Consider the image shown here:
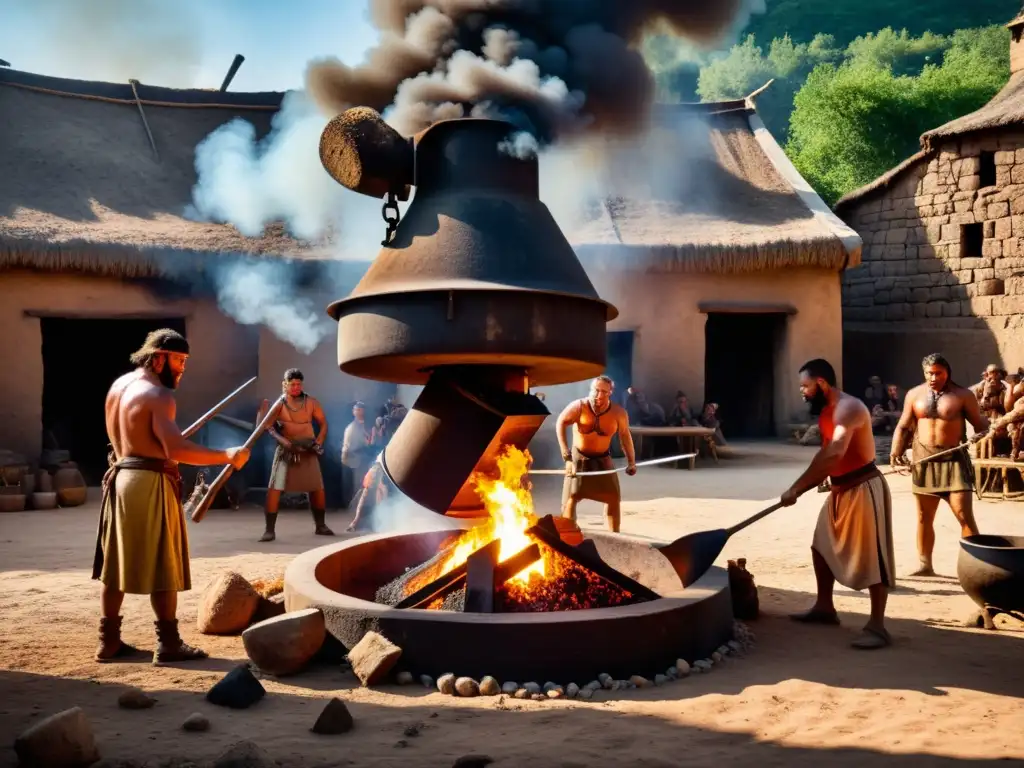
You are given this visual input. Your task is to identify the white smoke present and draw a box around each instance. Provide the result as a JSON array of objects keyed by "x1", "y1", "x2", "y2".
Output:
[{"x1": 358, "y1": 487, "x2": 465, "y2": 535}]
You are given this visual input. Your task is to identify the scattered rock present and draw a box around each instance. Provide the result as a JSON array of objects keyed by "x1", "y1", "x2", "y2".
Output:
[
  {"x1": 566, "y1": 683, "x2": 580, "y2": 699},
  {"x1": 211, "y1": 739, "x2": 278, "y2": 768},
  {"x1": 479, "y1": 676, "x2": 500, "y2": 696},
  {"x1": 437, "y1": 673, "x2": 456, "y2": 695},
  {"x1": 675, "y1": 659, "x2": 691, "y2": 677},
  {"x1": 543, "y1": 681, "x2": 559, "y2": 693},
  {"x1": 654, "y1": 674, "x2": 668, "y2": 686},
  {"x1": 182, "y1": 713, "x2": 210, "y2": 732},
  {"x1": 310, "y1": 698, "x2": 354, "y2": 735},
  {"x1": 396, "y1": 671, "x2": 414, "y2": 685},
  {"x1": 403, "y1": 724, "x2": 420, "y2": 737},
  {"x1": 728, "y1": 640, "x2": 743, "y2": 654},
  {"x1": 452, "y1": 755, "x2": 493, "y2": 768},
  {"x1": 579, "y1": 688, "x2": 594, "y2": 701},
  {"x1": 693, "y1": 660, "x2": 712, "y2": 672},
  {"x1": 522, "y1": 681, "x2": 541, "y2": 694},
  {"x1": 717, "y1": 645, "x2": 730, "y2": 656},
  {"x1": 394, "y1": 740, "x2": 408, "y2": 749},
  {"x1": 455, "y1": 677, "x2": 480, "y2": 697},
  {"x1": 666, "y1": 666, "x2": 678, "y2": 679},
  {"x1": 420, "y1": 674, "x2": 434, "y2": 689},
  {"x1": 546, "y1": 688, "x2": 563, "y2": 699},
  {"x1": 585, "y1": 680, "x2": 601, "y2": 691},
  {"x1": 13, "y1": 707, "x2": 100, "y2": 768},
  {"x1": 250, "y1": 593, "x2": 286, "y2": 625},
  {"x1": 530, "y1": 693, "x2": 546, "y2": 701},
  {"x1": 242, "y1": 608, "x2": 326, "y2": 677},
  {"x1": 206, "y1": 664, "x2": 266, "y2": 709},
  {"x1": 513, "y1": 689, "x2": 530, "y2": 699},
  {"x1": 629, "y1": 675, "x2": 650, "y2": 688},
  {"x1": 609, "y1": 681, "x2": 622, "y2": 691},
  {"x1": 348, "y1": 631, "x2": 403, "y2": 687},
  {"x1": 598, "y1": 673, "x2": 612, "y2": 689},
  {"x1": 500, "y1": 681, "x2": 518, "y2": 695},
  {"x1": 712, "y1": 652, "x2": 723, "y2": 663},
  {"x1": 118, "y1": 687, "x2": 156, "y2": 710},
  {"x1": 197, "y1": 571, "x2": 261, "y2": 635}
]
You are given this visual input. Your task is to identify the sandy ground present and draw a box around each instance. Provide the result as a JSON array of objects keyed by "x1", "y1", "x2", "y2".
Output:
[{"x1": 1, "y1": 442, "x2": 1023, "y2": 767}]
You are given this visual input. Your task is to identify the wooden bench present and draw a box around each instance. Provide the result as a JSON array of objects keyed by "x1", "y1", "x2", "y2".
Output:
[
  {"x1": 970, "y1": 457, "x2": 1024, "y2": 501},
  {"x1": 629, "y1": 426, "x2": 718, "y2": 470}
]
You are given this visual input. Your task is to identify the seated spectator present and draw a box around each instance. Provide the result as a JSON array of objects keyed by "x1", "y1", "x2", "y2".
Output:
[
  {"x1": 626, "y1": 388, "x2": 666, "y2": 427},
  {"x1": 871, "y1": 383, "x2": 902, "y2": 434},
  {"x1": 668, "y1": 391, "x2": 699, "y2": 427},
  {"x1": 863, "y1": 375, "x2": 885, "y2": 410},
  {"x1": 699, "y1": 401, "x2": 726, "y2": 446}
]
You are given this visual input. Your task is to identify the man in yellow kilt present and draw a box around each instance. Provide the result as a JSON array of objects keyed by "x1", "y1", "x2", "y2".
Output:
[{"x1": 93, "y1": 329, "x2": 250, "y2": 664}]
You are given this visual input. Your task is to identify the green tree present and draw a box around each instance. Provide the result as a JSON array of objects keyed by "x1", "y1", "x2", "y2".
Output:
[{"x1": 785, "y1": 24, "x2": 1010, "y2": 205}]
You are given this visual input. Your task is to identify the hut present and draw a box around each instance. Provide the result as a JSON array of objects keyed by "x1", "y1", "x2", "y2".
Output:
[
  {"x1": 833, "y1": 11, "x2": 1024, "y2": 389},
  {"x1": 539, "y1": 94, "x2": 861, "y2": 440},
  {"x1": 0, "y1": 67, "x2": 382, "y2": 500}
]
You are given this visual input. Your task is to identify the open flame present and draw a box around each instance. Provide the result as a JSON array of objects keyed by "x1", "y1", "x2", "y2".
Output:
[{"x1": 437, "y1": 444, "x2": 544, "y2": 585}]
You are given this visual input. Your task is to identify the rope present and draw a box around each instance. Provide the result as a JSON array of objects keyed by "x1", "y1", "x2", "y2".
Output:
[{"x1": 0, "y1": 80, "x2": 279, "y2": 111}]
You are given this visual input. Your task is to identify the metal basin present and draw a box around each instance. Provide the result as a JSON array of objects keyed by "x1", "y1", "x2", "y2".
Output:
[{"x1": 956, "y1": 534, "x2": 1024, "y2": 629}]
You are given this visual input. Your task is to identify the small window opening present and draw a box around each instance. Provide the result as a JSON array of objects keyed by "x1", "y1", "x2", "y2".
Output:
[
  {"x1": 979, "y1": 151, "x2": 997, "y2": 188},
  {"x1": 960, "y1": 223, "x2": 983, "y2": 258}
]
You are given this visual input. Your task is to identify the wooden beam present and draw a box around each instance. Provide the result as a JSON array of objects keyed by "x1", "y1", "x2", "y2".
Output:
[
  {"x1": 464, "y1": 539, "x2": 500, "y2": 613},
  {"x1": 698, "y1": 301, "x2": 797, "y2": 315},
  {"x1": 23, "y1": 310, "x2": 190, "y2": 320}
]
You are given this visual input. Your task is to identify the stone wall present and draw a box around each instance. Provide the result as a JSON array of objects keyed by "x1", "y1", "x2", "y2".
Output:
[{"x1": 840, "y1": 132, "x2": 1024, "y2": 329}]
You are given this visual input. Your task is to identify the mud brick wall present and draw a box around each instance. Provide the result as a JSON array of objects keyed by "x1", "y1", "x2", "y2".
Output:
[{"x1": 840, "y1": 134, "x2": 1024, "y2": 330}]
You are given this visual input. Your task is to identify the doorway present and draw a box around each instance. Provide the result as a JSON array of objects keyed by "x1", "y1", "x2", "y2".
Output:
[
  {"x1": 704, "y1": 313, "x2": 785, "y2": 438},
  {"x1": 605, "y1": 331, "x2": 634, "y2": 408},
  {"x1": 40, "y1": 316, "x2": 187, "y2": 484}
]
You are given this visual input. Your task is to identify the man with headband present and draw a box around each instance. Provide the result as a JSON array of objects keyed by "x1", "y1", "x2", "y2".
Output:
[
  {"x1": 256, "y1": 368, "x2": 332, "y2": 542},
  {"x1": 556, "y1": 375, "x2": 637, "y2": 532},
  {"x1": 93, "y1": 329, "x2": 251, "y2": 664}
]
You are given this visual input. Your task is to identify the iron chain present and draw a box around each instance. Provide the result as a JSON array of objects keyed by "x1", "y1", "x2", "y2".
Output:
[{"x1": 381, "y1": 191, "x2": 401, "y2": 246}]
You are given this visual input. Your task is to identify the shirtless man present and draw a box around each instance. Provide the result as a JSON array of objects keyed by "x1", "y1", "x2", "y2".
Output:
[
  {"x1": 257, "y1": 369, "x2": 331, "y2": 542},
  {"x1": 556, "y1": 376, "x2": 637, "y2": 532},
  {"x1": 93, "y1": 329, "x2": 250, "y2": 664},
  {"x1": 991, "y1": 371, "x2": 1024, "y2": 461},
  {"x1": 781, "y1": 359, "x2": 895, "y2": 649},
  {"x1": 890, "y1": 353, "x2": 989, "y2": 577}
]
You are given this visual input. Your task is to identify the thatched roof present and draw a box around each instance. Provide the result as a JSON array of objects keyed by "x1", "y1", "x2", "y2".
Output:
[
  {"x1": 833, "y1": 149, "x2": 935, "y2": 213},
  {"x1": 919, "y1": 71, "x2": 1024, "y2": 149},
  {"x1": 0, "y1": 68, "x2": 331, "y2": 279},
  {"x1": 566, "y1": 96, "x2": 862, "y2": 273}
]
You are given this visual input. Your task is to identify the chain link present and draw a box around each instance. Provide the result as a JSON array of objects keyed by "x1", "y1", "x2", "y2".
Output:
[{"x1": 381, "y1": 191, "x2": 401, "y2": 246}]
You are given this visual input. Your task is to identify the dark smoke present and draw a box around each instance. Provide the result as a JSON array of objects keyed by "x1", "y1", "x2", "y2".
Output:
[{"x1": 307, "y1": 0, "x2": 763, "y2": 143}]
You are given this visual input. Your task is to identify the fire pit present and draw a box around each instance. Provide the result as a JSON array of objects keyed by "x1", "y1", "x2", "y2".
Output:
[{"x1": 282, "y1": 108, "x2": 736, "y2": 684}]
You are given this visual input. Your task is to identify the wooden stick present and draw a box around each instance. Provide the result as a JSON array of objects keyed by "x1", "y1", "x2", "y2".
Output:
[
  {"x1": 181, "y1": 377, "x2": 256, "y2": 439},
  {"x1": 128, "y1": 79, "x2": 159, "y2": 160}
]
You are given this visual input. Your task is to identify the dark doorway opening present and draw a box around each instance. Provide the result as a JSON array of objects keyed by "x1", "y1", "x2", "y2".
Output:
[
  {"x1": 704, "y1": 313, "x2": 785, "y2": 438},
  {"x1": 41, "y1": 316, "x2": 187, "y2": 485},
  {"x1": 605, "y1": 331, "x2": 634, "y2": 407}
]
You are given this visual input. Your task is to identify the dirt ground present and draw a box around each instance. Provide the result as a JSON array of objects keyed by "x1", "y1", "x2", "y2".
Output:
[{"x1": 1, "y1": 442, "x2": 1022, "y2": 767}]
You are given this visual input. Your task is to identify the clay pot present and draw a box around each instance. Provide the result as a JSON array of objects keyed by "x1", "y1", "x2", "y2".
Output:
[
  {"x1": 53, "y1": 467, "x2": 86, "y2": 493},
  {"x1": 37, "y1": 471, "x2": 53, "y2": 493},
  {"x1": 57, "y1": 487, "x2": 88, "y2": 507},
  {"x1": 31, "y1": 491, "x2": 58, "y2": 510},
  {"x1": 0, "y1": 494, "x2": 26, "y2": 513},
  {"x1": 0, "y1": 464, "x2": 28, "y2": 485},
  {"x1": 20, "y1": 474, "x2": 35, "y2": 496}
]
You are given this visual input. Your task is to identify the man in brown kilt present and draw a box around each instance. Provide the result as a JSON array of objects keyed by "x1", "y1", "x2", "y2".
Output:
[
  {"x1": 257, "y1": 369, "x2": 332, "y2": 542},
  {"x1": 555, "y1": 376, "x2": 637, "y2": 532},
  {"x1": 93, "y1": 329, "x2": 251, "y2": 663}
]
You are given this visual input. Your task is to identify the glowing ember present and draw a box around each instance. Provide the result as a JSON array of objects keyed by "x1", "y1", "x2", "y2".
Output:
[{"x1": 437, "y1": 445, "x2": 546, "y2": 585}]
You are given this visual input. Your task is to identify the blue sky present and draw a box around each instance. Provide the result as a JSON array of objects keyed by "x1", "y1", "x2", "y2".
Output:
[{"x1": 0, "y1": 0, "x2": 381, "y2": 92}]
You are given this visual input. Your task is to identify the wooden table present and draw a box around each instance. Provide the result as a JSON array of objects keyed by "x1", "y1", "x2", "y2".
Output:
[{"x1": 629, "y1": 426, "x2": 717, "y2": 470}]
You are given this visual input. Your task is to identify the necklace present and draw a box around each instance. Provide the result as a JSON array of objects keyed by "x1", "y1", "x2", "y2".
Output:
[
  {"x1": 284, "y1": 393, "x2": 307, "y2": 412},
  {"x1": 924, "y1": 386, "x2": 946, "y2": 419}
]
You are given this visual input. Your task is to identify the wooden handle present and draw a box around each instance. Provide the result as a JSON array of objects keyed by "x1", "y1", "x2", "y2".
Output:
[{"x1": 726, "y1": 501, "x2": 785, "y2": 536}]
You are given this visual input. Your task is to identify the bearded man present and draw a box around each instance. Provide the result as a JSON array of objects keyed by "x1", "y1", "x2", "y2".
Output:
[
  {"x1": 257, "y1": 369, "x2": 332, "y2": 542},
  {"x1": 781, "y1": 359, "x2": 896, "y2": 650},
  {"x1": 93, "y1": 329, "x2": 251, "y2": 664},
  {"x1": 890, "y1": 353, "x2": 989, "y2": 576},
  {"x1": 556, "y1": 375, "x2": 637, "y2": 532}
]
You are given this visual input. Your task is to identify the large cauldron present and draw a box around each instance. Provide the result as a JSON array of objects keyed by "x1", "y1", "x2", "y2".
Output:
[{"x1": 956, "y1": 534, "x2": 1024, "y2": 630}]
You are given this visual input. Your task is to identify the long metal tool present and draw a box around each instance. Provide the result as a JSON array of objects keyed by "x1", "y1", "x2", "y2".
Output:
[
  {"x1": 181, "y1": 376, "x2": 257, "y2": 439},
  {"x1": 189, "y1": 394, "x2": 285, "y2": 523},
  {"x1": 528, "y1": 453, "x2": 697, "y2": 476}
]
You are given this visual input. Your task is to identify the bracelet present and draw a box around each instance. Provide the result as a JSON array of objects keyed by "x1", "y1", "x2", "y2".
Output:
[{"x1": 562, "y1": 452, "x2": 572, "y2": 462}]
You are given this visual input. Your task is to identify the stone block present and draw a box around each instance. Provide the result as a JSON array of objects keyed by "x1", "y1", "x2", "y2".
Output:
[
  {"x1": 992, "y1": 295, "x2": 1024, "y2": 314},
  {"x1": 1011, "y1": 195, "x2": 1024, "y2": 215},
  {"x1": 940, "y1": 223, "x2": 961, "y2": 242},
  {"x1": 954, "y1": 200, "x2": 973, "y2": 214},
  {"x1": 960, "y1": 257, "x2": 991, "y2": 269},
  {"x1": 206, "y1": 664, "x2": 266, "y2": 709},
  {"x1": 1005, "y1": 237, "x2": 1022, "y2": 257},
  {"x1": 929, "y1": 285, "x2": 951, "y2": 301},
  {"x1": 348, "y1": 631, "x2": 403, "y2": 687},
  {"x1": 998, "y1": 166, "x2": 1012, "y2": 186},
  {"x1": 934, "y1": 192, "x2": 951, "y2": 204},
  {"x1": 911, "y1": 287, "x2": 930, "y2": 302},
  {"x1": 949, "y1": 284, "x2": 969, "y2": 300},
  {"x1": 887, "y1": 303, "x2": 912, "y2": 320},
  {"x1": 1012, "y1": 165, "x2": 1024, "y2": 184},
  {"x1": 983, "y1": 220, "x2": 996, "y2": 238},
  {"x1": 909, "y1": 302, "x2": 926, "y2": 318},
  {"x1": 982, "y1": 239, "x2": 1003, "y2": 258},
  {"x1": 977, "y1": 278, "x2": 1005, "y2": 296},
  {"x1": 988, "y1": 202, "x2": 1010, "y2": 219},
  {"x1": 870, "y1": 262, "x2": 886, "y2": 277},
  {"x1": 13, "y1": 707, "x2": 99, "y2": 768},
  {"x1": 995, "y1": 257, "x2": 1024, "y2": 271},
  {"x1": 924, "y1": 302, "x2": 944, "y2": 318},
  {"x1": 197, "y1": 571, "x2": 260, "y2": 635},
  {"x1": 874, "y1": 291, "x2": 890, "y2": 303},
  {"x1": 950, "y1": 212, "x2": 976, "y2": 225},
  {"x1": 905, "y1": 245, "x2": 919, "y2": 259},
  {"x1": 997, "y1": 150, "x2": 1017, "y2": 165},
  {"x1": 917, "y1": 259, "x2": 942, "y2": 273},
  {"x1": 863, "y1": 199, "x2": 882, "y2": 214},
  {"x1": 958, "y1": 175, "x2": 981, "y2": 191},
  {"x1": 954, "y1": 269, "x2": 973, "y2": 284},
  {"x1": 884, "y1": 261, "x2": 907, "y2": 276},
  {"x1": 922, "y1": 172, "x2": 940, "y2": 193},
  {"x1": 242, "y1": 608, "x2": 326, "y2": 677},
  {"x1": 1006, "y1": 276, "x2": 1024, "y2": 295},
  {"x1": 859, "y1": 212, "x2": 880, "y2": 225},
  {"x1": 994, "y1": 217, "x2": 1013, "y2": 239},
  {"x1": 974, "y1": 267, "x2": 995, "y2": 281},
  {"x1": 914, "y1": 194, "x2": 934, "y2": 206},
  {"x1": 946, "y1": 257, "x2": 961, "y2": 270},
  {"x1": 889, "y1": 287, "x2": 910, "y2": 303},
  {"x1": 908, "y1": 274, "x2": 931, "y2": 288},
  {"x1": 1015, "y1": 149, "x2": 1024, "y2": 164},
  {"x1": 963, "y1": 297, "x2": 993, "y2": 316},
  {"x1": 925, "y1": 222, "x2": 944, "y2": 243}
]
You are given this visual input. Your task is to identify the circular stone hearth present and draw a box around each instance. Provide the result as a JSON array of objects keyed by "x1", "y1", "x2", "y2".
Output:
[{"x1": 284, "y1": 529, "x2": 734, "y2": 684}]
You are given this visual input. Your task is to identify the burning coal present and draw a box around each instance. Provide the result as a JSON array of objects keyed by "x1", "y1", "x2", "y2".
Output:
[{"x1": 306, "y1": 0, "x2": 766, "y2": 144}]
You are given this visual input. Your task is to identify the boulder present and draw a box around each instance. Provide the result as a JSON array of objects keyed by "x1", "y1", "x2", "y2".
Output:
[
  {"x1": 117, "y1": 687, "x2": 156, "y2": 710},
  {"x1": 479, "y1": 676, "x2": 500, "y2": 696},
  {"x1": 182, "y1": 713, "x2": 210, "y2": 732},
  {"x1": 251, "y1": 593, "x2": 286, "y2": 624},
  {"x1": 455, "y1": 677, "x2": 479, "y2": 697},
  {"x1": 211, "y1": 740, "x2": 278, "y2": 768},
  {"x1": 242, "y1": 608, "x2": 325, "y2": 677},
  {"x1": 348, "y1": 631, "x2": 402, "y2": 687},
  {"x1": 206, "y1": 664, "x2": 266, "y2": 709},
  {"x1": 13, "y1": 706, "x2": 100, "y2": 768},
  {"x1": 310, "y1": 698, "x2": 354, "y2": 735},
  {"x1": 197, "y1": 572, "x2": 260, "y2": 635}
]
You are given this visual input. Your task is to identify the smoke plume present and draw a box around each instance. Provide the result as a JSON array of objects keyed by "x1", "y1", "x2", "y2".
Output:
[
  {"x1": 17, "y1": 0, "x2": 203, "y2": 87},
  {"x1": 307, "y1": 0, "x2": 766, "y2": 143}
]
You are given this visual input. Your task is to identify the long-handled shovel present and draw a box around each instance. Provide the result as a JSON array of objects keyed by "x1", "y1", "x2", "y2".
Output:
[
  {"x1": 188, "y1": 394, "x2": 286, "y2": 523},
  {"x1": 180, "y1": 376, "x2": 257, "y2": 439},
  {"x1": 654, "y1": 501, "x2": 785, "y2": 588},
  {"x1": 528, "y1": 453, "x2": 697, "y2": 476}
]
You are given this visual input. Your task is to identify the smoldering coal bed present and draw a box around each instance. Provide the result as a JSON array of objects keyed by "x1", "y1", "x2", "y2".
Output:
[{"x1": 284, "y1": 524, "x2": 736, "y2": 684}]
